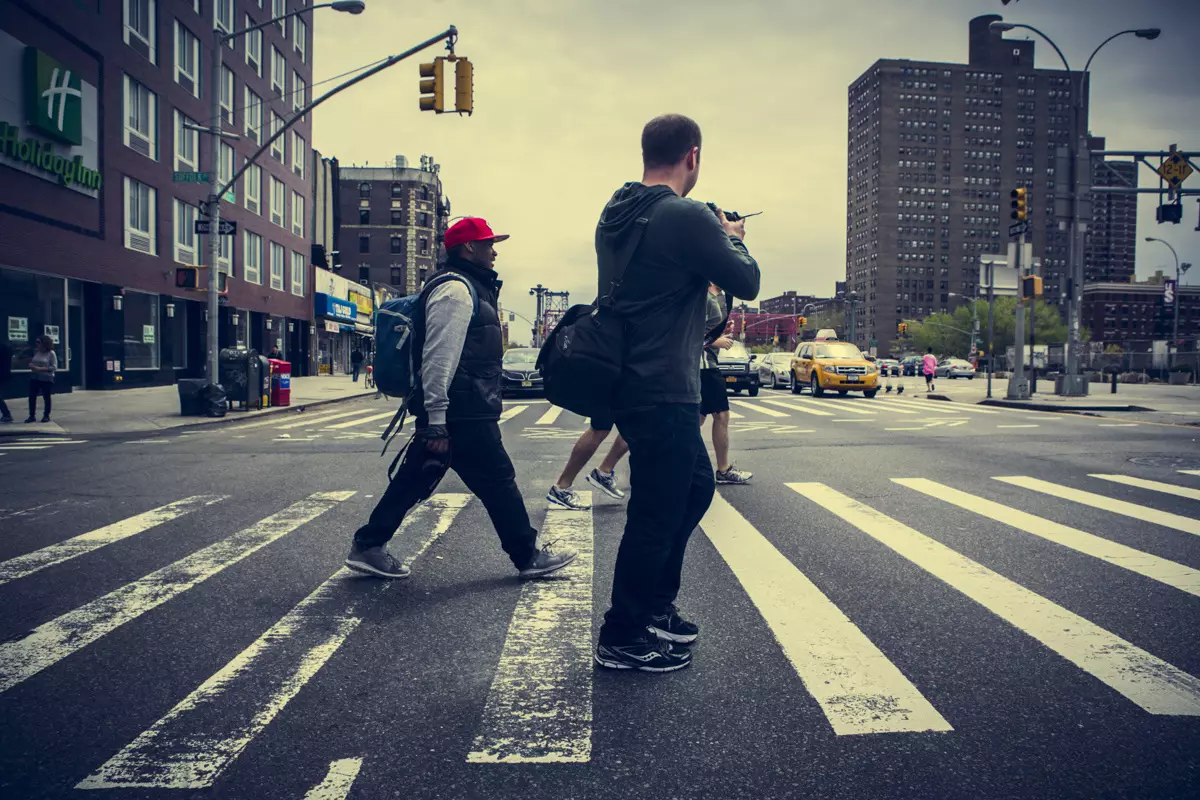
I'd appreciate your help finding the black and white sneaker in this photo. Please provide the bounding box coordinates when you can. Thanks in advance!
[595,634,692,672]
[547,485,591,510]
[648,605,699,645]
[586,468,625,500]
[519,539,579,579]
[345,544,411,579]
[715,464,753,485]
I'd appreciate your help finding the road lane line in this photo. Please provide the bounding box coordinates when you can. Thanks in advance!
[788,482,1200,716]
[1098,423,1139,428]
[0,492,355,695]
[79,495,468,789]
[788,398,879,415]
[275,408,385,430]
[224,409,358,431]
[499,405,529,424]
[536,406,565,425]
[301,759,363,800]
[1181,470,1200,477]
[997,424,1040,429]
[994,477,1200,538]
[1088,474,1200,503]
[752,400,833,417]
[699,493,951,735]
[885,399,997,415]
[730,400,789,418]
[0,496,227,587]
[468,496,594,762]
[726,409,745,419]
[323,410,399,430]
[894,479,1200,598]
[0,446,51,451]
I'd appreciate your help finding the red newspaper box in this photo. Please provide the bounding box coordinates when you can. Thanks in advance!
[269,359,291,407]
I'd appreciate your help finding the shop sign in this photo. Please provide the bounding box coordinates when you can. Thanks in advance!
[43,324,59,344]
[143,324,155,344]
[324,320,340,333]
[8,316,28,342]
[349,290,373,316]
[315,293,356,322]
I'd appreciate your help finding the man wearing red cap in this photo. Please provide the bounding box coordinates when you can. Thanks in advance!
[346,217,578,581]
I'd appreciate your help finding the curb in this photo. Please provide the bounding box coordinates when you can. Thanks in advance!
[978,399,1153,414]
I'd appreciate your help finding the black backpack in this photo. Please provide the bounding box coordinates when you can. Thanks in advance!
[536,207,658,418]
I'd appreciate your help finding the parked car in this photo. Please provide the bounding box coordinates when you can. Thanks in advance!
[876,358,901,377]
[935,358,977,379]
[716,340,760,396]
[501,348,544,395]
[900,356,921,376]
[756,352,793,390]
[790,339,880,398]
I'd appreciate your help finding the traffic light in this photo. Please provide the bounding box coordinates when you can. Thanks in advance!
[1010,187,1028,221]
[1021,274,1043,300]
[175,267,199,289]
[897,322,909,335]
[797,316,807,327]
[418,57,445,113]
[454,58,473,115]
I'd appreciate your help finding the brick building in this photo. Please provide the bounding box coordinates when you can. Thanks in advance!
[1085,136,1137,284]
[1083,277,1199,345]
[0,0,318,399]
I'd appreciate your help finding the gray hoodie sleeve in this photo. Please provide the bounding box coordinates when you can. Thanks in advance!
[420,280,473,426]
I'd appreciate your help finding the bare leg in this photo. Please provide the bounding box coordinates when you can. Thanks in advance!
[597,434,629,474]
[711,411,731,472]
[555,428,610,489]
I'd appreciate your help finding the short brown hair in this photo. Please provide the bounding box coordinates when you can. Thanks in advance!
[641,114,702,170]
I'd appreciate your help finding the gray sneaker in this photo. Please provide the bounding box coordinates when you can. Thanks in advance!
[547,484,591,510]
[715,464,753,485]
[586,468,625,500]
[519,540,579,579]
[345,544,411,579]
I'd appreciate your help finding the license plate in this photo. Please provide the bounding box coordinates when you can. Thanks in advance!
[845,376,859,383]
[521,380,532,387]
[726,376,737,383]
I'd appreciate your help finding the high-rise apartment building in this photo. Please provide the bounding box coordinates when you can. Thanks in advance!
[846,14,1086,356]
[1085,135,1138,284]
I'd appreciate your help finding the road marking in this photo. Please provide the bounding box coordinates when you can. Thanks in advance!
[0,491,354,695]
[0,445,50,450]
[754,400,833,417]
[322,410,399,430]
[726,409,745,419]
[536,406,565,425]
[886,399,996,415]
[0,499,72,521]
[997,424,1040,429]
[0,495,227,587]
[884,421,953,432]
[1098,423,1139,428]
[788,482,1200,716]
[894,479,1200,598]
[790,398,881,415]
[699,492,951,735]
[834,419,872,423]
[1181,470,1200,477]
[731,400,789,418]
[944,420,968,427]
[278,408,385,430]
[301,759,363,800]
[994,477,1200,538]
[126,439,171,444]
[1088,474,1200,503]
[79,495,467,789]
[226,409,358,431]
[4,438,88,444]
[499,405,529,424]
[468,496,594,762]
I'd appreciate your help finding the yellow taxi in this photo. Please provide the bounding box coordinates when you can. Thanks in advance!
[790,335,880,398]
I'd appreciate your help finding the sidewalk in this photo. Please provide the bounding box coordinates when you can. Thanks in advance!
[0,375,379,437]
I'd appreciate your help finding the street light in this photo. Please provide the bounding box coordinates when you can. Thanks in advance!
[989,20,1160,395]
[202,2,368,387]
[1145,236,1184,367]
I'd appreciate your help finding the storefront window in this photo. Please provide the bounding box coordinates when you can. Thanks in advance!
[1,267,66,372]
[168,302,187,368]
[123,290,160,369]
[235,309,249,348]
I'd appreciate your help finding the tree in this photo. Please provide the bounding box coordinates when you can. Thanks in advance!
[900,299,1075,359]
[803,308,844,336]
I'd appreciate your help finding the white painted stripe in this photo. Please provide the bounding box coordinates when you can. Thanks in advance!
[997,424,1040,429]
[788,398,880,415]
[753,400,833,417]
[323,410,398,430]
[995,476,1200,538]
[301,759,363,800]
[895,479,1200,598]
[1089,474,1200,503]
[499,405,529,424]
[126,439,171,444]
[79,495,467,789]
[1180,470,1200,477]
[835,419,872,423]
[699,493,951,735]
[468,496,594,762]
[225,409,354,431]
[0,495,226,587]
[503,399,549,405]
[885,399,991,415]
[401,494,472,569]
[726,409,745,419]
[1098,423,1139,428]
[7,438,88,443]
[0,491,354,695]
[0,446,50,451]
[788,482,1200,716]
[275,408,381,430]
[730,400,789,418]
[536,406,565,425]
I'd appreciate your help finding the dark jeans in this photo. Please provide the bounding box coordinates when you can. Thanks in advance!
[601,403,715,643]
[352,364,361,381]
[353,418,539,569]
[0,380,9,419]
[28,380,52,418]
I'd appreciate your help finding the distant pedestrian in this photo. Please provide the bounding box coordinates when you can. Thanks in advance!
[350,347,364,382]
[268,345,283,360]
[0,341,13,423]
[922,348,937,392]
[26,335,56,423]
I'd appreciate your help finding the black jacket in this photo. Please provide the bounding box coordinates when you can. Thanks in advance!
[0,343,10,382]
[596,182,760,410]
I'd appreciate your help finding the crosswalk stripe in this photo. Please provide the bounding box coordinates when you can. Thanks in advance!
[699,493,951,735]
[1181,470,1200,477]
[536,406,564,425]
[894,479,1200,598]
[301,759,363,800]
[0,491,355,696]
[0,495,227,587]
[884,399,994,415]
[468,497,594,763]
[5,438,88,444]
[769,398,883,416]
[788,482,1200,716]
[322,410,398,430]
[0,445,51,450]
[730,400,789,418]
[1088,474,1200,503]
[727,409,745,419]
[275,408,381,430]
[994,477,1200,537]
[79,495,466,789]
[499,405,529,424]
[754,400,833,417]
[224,409,355,431]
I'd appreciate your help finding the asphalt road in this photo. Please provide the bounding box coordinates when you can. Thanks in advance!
[1,390,1198,800]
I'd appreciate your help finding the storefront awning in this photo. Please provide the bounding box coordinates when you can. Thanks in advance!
[353,322,374,337]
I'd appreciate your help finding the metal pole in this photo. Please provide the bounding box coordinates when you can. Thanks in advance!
[1009,240,1029,400]
[987,264,995,400]
[1173,255,1181,370]
[205,33,224,386]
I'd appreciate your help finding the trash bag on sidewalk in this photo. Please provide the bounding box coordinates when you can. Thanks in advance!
[203,383,227,418]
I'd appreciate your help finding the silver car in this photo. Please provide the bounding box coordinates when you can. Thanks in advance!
[756,352,793,390]
[935,358,977,379]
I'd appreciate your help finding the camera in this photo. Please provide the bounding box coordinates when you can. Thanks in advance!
[705,202,762,223]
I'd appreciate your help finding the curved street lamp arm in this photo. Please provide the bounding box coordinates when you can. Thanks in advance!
[1145,237,1180,271]
[1082,30,1142,75]
[1003,23,1072,72]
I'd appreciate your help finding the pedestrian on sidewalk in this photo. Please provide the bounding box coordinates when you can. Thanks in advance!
[546,418,629,510]
[346,217,578,582]
[923,348,937,392]
[0,341,13,423]
[268,344,283,360]
[26,335,56,423]
[593,114,760,673]
[350,347,364,382]
[700,283,752,486]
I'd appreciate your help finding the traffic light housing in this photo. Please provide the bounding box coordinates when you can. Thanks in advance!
[797,316,807,327]
[454,58,473,115]
[175,267,199,289]
[1021,275,1043,300]
[419,58,445,113]
[898,322,909,335]
[1010,187,1028,221]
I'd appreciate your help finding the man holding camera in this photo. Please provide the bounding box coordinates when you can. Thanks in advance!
[594,114,760,672]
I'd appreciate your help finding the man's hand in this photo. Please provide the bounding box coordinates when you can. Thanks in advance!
[718,210,746,240]
[712,336,734,350]
[417,424,450,455]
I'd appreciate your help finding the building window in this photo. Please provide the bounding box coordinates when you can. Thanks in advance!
[292,192,305,237]
[219,141,234,194]
[390,236,402,254]
[359,265,370,282]
[173,199,199,265]
[293,73,306,112]
[245,16,262,75]
[270,242,285,290]
[291,250,306,296]
[219,65,234,125]
[273,0,286,32]
[359,235,370,253]
[174,21,200,97]
[244,87,262,143]
[421,185,430,201]
[418,212,429,227]
[358,209,370,225]
[270,177,285,227]
[174,110,198,171]
[270,112,285,160]
[419,237,428,254]
[294,16,307,62]
[123,0,156,63]
[214,0,233,38]
[359,182,371,198]
[244,230,263,284]
[123,290,160,370]
[123,75,158,159]
[292,132,305,178]
[391,210,402,225]
[391,183,403,198]
[391,267,402,285]
[244,160,261,214]
[123,177,156,254]
[271,47,286,98]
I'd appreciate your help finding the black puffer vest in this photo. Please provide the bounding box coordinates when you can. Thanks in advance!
[410,257,504,423]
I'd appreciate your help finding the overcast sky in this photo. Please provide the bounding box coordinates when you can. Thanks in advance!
[313,0,1199,339]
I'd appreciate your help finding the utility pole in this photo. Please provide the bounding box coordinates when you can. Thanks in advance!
[1008,239,1030,400]
[529,284,548,348]
[987,262,995,400]
[203,26,227,387]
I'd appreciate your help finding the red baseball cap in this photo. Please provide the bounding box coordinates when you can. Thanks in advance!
[444,217,509,250]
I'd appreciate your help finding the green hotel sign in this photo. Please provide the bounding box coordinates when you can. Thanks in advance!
[0,121,101,189]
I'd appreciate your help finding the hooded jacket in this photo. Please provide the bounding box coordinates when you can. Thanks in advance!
[596,182,760,410]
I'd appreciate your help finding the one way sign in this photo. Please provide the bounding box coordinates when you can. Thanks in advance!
[195,219,237,236]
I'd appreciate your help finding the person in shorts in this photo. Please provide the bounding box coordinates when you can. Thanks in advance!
[547,415,629,510]
[700,284,751,485]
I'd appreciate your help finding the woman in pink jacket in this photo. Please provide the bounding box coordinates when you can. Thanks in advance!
[922,348,938,391]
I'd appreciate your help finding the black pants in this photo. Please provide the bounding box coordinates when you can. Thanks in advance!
[0,380,9,419]
[601,403,715,643]
[352,364,361,381]
[353,418,539,569]
[28,380,52,418]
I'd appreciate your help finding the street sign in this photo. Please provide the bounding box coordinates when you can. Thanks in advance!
[1164,278,1176,307]
[1008,220,1029,238]
[195,219,237,236]
[1156,153,1193,188]
[173,171,210,183]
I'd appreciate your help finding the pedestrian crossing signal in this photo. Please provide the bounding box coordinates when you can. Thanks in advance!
[1021,275,1043,300]
[175,267,199,289]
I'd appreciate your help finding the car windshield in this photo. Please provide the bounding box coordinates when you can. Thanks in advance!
[502,349,538,367]
[814,343,864,359]
[718,342,749,362]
